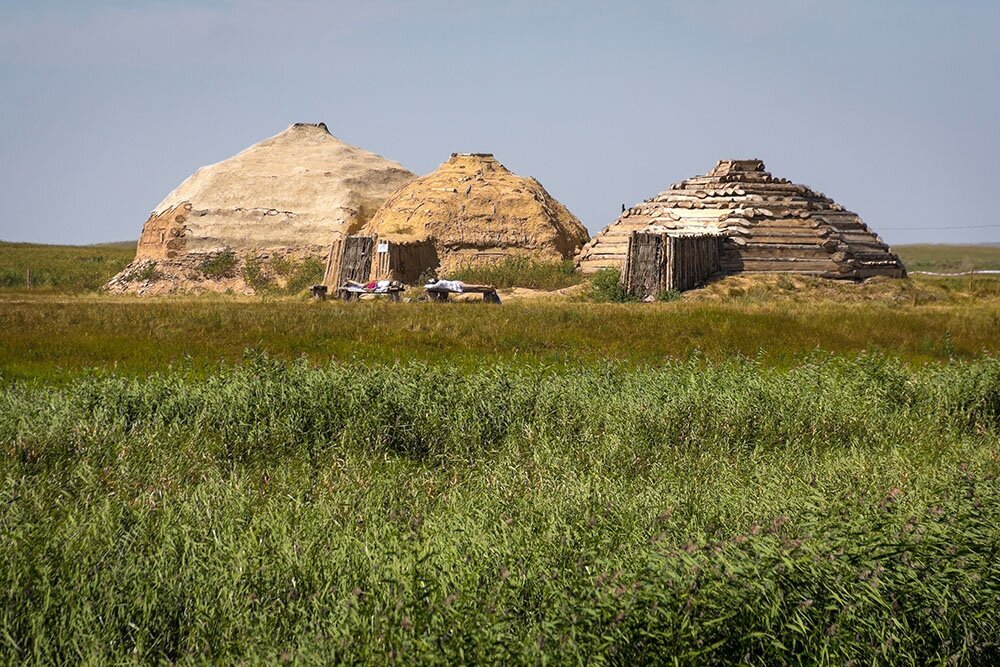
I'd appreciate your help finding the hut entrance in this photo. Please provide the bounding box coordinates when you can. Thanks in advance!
[324,235,439,289]
[622,231,722,299]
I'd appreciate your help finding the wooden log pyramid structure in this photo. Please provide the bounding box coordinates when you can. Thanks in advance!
[576,159,906,279]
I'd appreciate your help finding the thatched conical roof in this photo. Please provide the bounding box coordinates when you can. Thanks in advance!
[577,159,905,279]
[107,123,415,294]
[363,153,589,273]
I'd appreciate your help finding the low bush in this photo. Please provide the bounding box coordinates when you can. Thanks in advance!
[270,256,293,277]
[199,249,237,279]
[658,288,681,302]
[589,268,634,302]
[124,260,160,283]
[281,257,325,294]
[241,257,272,292]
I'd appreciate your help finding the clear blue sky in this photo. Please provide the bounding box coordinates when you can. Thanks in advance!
[2,0,998,245]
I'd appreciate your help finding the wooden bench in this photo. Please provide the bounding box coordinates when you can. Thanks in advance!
[425,286,501,303]
[337,285,405,302]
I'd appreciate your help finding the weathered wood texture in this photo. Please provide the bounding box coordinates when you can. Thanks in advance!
[325,235,440,289]
[323,236,375,291]
[371,239,439,284]
[622,232,722,298]
[578,159,905,279]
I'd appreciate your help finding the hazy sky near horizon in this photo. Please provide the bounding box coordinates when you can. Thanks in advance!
[1,0,998,245]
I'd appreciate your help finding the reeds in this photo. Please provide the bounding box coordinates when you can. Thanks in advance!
[1,355,998,663]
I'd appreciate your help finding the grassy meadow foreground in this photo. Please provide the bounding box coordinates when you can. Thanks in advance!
[2,241,1000,663]
[3,357,1000,663]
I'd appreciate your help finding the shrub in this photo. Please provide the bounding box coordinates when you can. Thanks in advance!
[270,256,293,278]
[200,249,237,279]
[281,258,325,294]
[123,261,160,283]
[658,288,681,302]
[588,268,634,302]
[241,258,273,292]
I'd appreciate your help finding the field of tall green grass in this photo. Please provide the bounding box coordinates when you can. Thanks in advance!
[894,244,1000,273]
[451,257,583,290]
[2,355,999,663]
[0,241,134,291]
[3,241,999,662]
[3,295,1000,381]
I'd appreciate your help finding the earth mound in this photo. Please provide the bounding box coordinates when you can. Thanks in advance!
[107,123,415,294]
[362,153,589,273]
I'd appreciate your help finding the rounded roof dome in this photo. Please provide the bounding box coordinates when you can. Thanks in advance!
[363,153,589,269]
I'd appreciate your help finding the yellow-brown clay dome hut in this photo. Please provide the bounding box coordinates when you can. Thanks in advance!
[107,122,415,294]
[362,153,590,273]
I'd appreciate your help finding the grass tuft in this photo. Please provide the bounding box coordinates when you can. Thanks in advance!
[588,268,634,302]
[452,258,582,290]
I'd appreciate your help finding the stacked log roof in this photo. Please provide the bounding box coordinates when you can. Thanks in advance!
[576,159,905,279]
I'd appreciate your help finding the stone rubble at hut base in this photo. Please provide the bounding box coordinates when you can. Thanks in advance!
[576,159,906,280]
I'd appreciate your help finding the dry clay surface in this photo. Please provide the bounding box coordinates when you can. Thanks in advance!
[141,122,414,256]
[363,153,590,273]
[108,123,415,294]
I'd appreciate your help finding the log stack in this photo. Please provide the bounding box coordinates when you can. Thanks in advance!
[577,159,906,279]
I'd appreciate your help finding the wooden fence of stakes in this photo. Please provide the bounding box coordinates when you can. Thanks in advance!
[323,235,440,297]
[622,231,723,299]
[370,238,438,285]
[323,236,375,292]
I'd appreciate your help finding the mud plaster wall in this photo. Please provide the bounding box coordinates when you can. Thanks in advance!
[136,203,190,260]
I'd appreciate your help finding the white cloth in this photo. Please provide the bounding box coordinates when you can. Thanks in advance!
[424,279,465,293]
